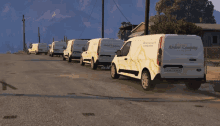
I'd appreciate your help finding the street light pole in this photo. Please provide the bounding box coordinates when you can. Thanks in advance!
[144,0,150,35]
[22,15,26,51]
[102,0,104,38]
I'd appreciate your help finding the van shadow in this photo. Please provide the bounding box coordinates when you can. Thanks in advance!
[82,63,111,71]
[24,59,62,61]
[117,76,220,99]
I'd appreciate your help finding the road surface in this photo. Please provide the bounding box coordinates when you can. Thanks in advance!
[0,54,220,126]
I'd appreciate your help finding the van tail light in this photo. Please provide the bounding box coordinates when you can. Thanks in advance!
[157,37,163,66]
[97,53,99,55]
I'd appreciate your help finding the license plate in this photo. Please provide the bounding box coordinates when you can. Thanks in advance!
[164,68,182,73]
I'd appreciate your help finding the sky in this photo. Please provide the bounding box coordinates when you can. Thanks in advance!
[0,0,219,53]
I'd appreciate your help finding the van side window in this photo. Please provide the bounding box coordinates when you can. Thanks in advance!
[121,41,131,56]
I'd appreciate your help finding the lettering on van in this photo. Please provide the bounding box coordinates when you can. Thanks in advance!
[103,44,120,48]
[168,43,198,51]
[143,42,155,47]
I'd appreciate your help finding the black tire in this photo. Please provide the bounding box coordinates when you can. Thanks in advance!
[185,81,202,91]
[91,58,97,70]
[141,70,156,91]
[68,55,71,62]
[45,53,47,55]
[51,53,54,57]
[80,57,85,66]
[110,64,120,79]
[63,55,66,61]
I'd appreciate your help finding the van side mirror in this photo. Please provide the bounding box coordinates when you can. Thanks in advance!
[82,47,86,51]
[116,50,121,56]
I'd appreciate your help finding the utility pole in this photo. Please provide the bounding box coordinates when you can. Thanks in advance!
[53,37,54,42]
[38,27,40,43]
[144,0,150,35]
[64,36,65,42]
[22,15,26,51]
[102,0,104,38]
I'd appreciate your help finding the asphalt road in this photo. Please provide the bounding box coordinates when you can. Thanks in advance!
[0,53,220,126]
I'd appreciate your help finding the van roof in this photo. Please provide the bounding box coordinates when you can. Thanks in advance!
[131,34,199,39]
[128,34,201,43]
[32,43,47,44]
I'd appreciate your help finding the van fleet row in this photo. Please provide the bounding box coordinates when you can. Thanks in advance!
[28,34,206,91]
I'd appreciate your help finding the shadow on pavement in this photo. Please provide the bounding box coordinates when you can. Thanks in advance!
[23,59,62,61]
[117,76,220,99]
[0,93,219,103]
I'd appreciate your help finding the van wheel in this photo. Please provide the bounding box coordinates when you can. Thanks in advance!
[63,55,66,61]
[111,64,120,79]
[68,56,71,62]
[91,58,97,70]
[141,70,155,91]
[80,57,85,66]
[185,81,201,91]
[45,53,47,55]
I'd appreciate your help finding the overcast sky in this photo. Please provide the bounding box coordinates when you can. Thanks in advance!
[0,0,219,53]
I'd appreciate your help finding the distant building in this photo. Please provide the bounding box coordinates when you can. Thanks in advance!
[195,23,220,47]
[128,22,220,47]
[117,22,138,41]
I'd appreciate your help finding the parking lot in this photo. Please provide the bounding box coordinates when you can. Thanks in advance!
[0,53,220,126]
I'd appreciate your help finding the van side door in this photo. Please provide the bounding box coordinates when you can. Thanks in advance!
[118,41,131,75]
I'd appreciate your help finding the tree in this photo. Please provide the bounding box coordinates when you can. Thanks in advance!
[150,18,203,36]
[155,0,216,24]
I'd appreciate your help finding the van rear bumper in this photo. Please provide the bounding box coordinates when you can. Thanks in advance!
[96,60,111,65]
[70,56,81,59]
[52,53,63,55]
[153,74,206,84]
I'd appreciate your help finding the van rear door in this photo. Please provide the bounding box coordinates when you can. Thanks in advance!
[72,40,87,56]
[161,35,204,78]
[99,39,124,63]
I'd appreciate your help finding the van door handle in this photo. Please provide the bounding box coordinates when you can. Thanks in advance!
[124,58,127,60]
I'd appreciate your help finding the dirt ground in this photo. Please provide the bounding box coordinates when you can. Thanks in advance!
[206,66,220,80]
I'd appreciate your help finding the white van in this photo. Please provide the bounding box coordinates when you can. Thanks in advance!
[49,41,66,57]
[28,43,48,55]
[63,39,89,62]
[110,34,206,91]
[80,38,124,70]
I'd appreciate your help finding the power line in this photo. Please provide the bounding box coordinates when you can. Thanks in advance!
[113,0,131,23]
[78,0,98,39]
